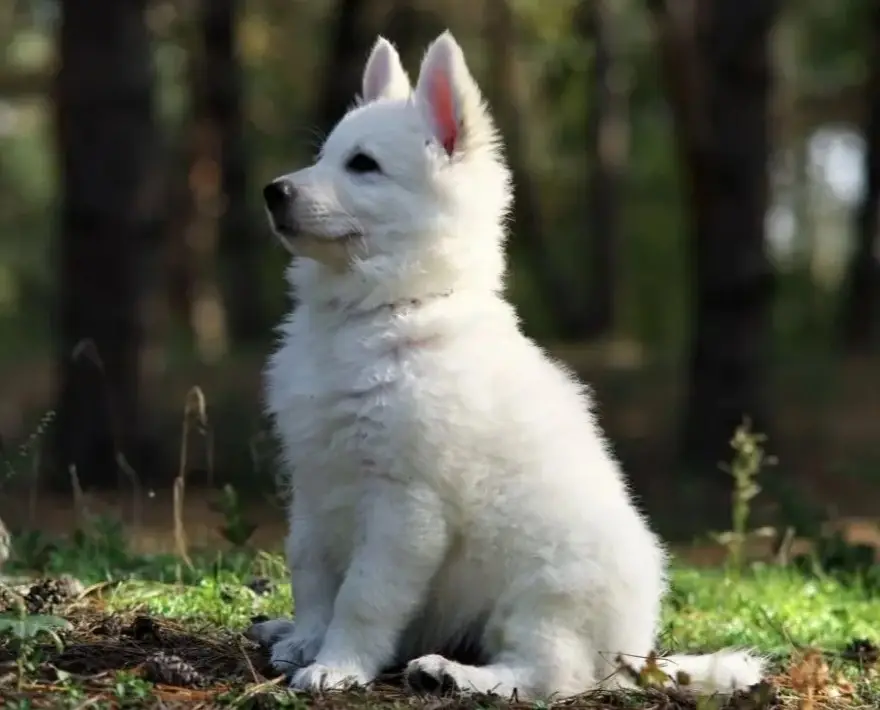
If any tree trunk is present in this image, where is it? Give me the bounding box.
[578,0,629,338]
[483,0,584,339]
[202,0,264,344]
[383,0,428,69]
[175,0,244,363]
[317,0,375,135]
[840,2,880,352]
[53,0,156,487]
[650,0,778,473]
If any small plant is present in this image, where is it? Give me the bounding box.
[51,670,86,706]
[111,670,153,707]
[35,513,134,580]
[8,513,157,582]
[211,484,257,548]
[71,515,129,563]
[0,590,70,690]
[718,418,776,571]
[0,611,70,645]
[8,530,57,571]
[615,651,674,689]
[0,409,57,486]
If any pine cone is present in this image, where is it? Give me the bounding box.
[25,575,84,614]
[143,652,205,687]
[92,614,125,637]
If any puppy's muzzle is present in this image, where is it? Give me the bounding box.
[263,179,299,237]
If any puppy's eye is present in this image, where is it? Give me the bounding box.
[346,152,381,174]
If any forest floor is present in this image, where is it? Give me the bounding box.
[1,345,879,707]
[2,534,880,709]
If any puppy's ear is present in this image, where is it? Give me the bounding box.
[414,31,496,157]
[361,37,412,103]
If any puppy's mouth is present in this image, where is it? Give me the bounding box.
[262,182,363,253]
[266,216,362,255]
[265,214,299,254]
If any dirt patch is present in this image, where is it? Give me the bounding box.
[0,598,788,709]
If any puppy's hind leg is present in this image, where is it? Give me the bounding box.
[406,608,596,701]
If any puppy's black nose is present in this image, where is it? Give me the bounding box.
[263,179,297,213]
[263,179,298,235]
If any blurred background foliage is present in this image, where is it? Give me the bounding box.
[0,0,877,547]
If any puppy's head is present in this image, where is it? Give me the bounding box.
[263,32,511,288]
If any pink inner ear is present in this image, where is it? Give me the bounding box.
[429,68,458,155]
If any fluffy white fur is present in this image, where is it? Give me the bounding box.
[250,32,764,700]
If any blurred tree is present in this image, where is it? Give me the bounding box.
[578,0,629,337]
[314,0,431,151]
[484,0,584,340]
[384,0,437,70]
[165,0,262,357]
[171,0,248,362]
[209,0,265,344]
[649,0,778,473]
[53,0,156,486]
[317,0,375,135]
[840,2,880,352]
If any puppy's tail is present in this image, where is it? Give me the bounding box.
[657,649,766,695]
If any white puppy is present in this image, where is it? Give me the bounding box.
[250,31,764,700]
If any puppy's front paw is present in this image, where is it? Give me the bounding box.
[246,618,297,648]
[291,662,372,692]
[246,618,326,674]
[269,632,324,674]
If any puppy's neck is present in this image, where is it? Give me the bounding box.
[288,241,502,317]
[324,289,455,323]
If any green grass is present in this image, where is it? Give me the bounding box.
[4,530,880,708]
[92,560,880,659]
[662,564,880,654]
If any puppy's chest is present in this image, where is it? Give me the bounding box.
[278,334,411,480]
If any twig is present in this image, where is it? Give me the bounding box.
[175,386,208,569]
[238,638,261,684]
[116,452,143,539]
[775,525,797,567]
[69,465,86,528]
[27,445,41,527]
